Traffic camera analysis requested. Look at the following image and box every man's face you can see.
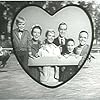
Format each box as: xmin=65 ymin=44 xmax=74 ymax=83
xmin=79 ymin=32 xmax=88 ymax=46
xmin=32 ymin=28 xmax=41 ymax=41
xmin=47 ymin=32 xmax=55 ymax=44
xmin=67 ymin=41 xmax=75 ymax=53
xmin=59 ymin=24 xmax=67 ymax=38
xmin=17 ymin=21 xmax=25 ymax=31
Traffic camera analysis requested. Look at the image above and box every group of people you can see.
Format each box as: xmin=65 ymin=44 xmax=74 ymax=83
xmin=13 ymin=16 xmax=90 ymax=84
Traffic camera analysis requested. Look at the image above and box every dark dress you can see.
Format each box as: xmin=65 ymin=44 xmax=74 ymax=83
xmin=29 ymin=39 xmax=41 ymax=82
xmin=60 ymin=53 xmax=79 ymax=82
xmin=74 ymin=44 xmax=90 ymax=57
xmin=59 ymin=65 xmax=78 ymax=82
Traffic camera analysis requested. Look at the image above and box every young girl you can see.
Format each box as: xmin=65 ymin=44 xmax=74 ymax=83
xmin=60 ymin=38 xmax=80 ymax=82
xmin=38 ymin=29 xmax=61 ymax=84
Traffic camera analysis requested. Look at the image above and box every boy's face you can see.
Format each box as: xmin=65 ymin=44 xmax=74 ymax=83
xmin=79 ymin=32 xmax=88 ymax=46
xmin=67 ymin=41 xmax=75 ymax=53
xmin=59 ymin=24 xmax=67 ymax=38
xmin=32 ymin=28 xmax=41 ymax=41
xmin=17 ymin=21 xmax=25 ymax=31
xmin=47 ymin=32 xmax=55 ymax=44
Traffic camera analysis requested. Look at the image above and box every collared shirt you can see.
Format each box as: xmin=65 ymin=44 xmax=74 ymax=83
xmin=13 ymin=28 xmax=32 ymax=52
xmin=18 ymin=32 xmax=22 ymax=39
xmin=58 ymin=36 xmax=66 ymax=45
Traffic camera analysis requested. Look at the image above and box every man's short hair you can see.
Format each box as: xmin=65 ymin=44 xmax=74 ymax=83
xmin=16 ymin=16 xmax=25 ymax=25
xmin=79 ymin=31 xmax=89 ymax=38
xmin=58 ymin=22 xmax=67 ymax=31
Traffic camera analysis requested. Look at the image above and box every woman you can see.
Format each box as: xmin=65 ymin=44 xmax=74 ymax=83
xmin=37 ymin=29 xmax=61 ymax=83
xmin=60 ymin=38 xmax=81 ymax=82
xmin=29 ymin=24 xmax=42 ymax=82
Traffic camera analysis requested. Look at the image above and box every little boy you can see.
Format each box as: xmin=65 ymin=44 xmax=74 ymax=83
xmin=13 ymin=16 xmax=31 ymax=71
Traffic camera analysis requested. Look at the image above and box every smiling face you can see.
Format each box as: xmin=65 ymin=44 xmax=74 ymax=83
xmin=67 ymin=40 xmax=75 ymax=53
xmin=32 ymin=28 xmax=41 ymax=41
xmin=16 ymin=17 xmax=25 ymax=31
xmin=17 ymin=21 xmax=25 ymax=31
xmin=46 ymin=31 xmax=55 ymax=44
xmin=58 ymin=23 xmax=67 ymax=38
xmin=79 ymin=31 xmax=88 ymax=46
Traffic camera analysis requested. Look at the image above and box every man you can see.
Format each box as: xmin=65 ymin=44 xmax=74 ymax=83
xmin=53 ymin=22 xmax=68 ymax=55
xmin=53 ymin=22 xmax=68 ymax=82
xmin=12 ymin=16 xmax=31 ymax=72
xmin=74 ymin=31 xmax=89 ymax=56
xmin=74 ymin=31 xmax=93 ymax=68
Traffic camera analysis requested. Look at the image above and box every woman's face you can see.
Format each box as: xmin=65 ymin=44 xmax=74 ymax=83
xmin=47 ymin=31 xmax=55 ymax=44
xmin=32 ymin=28 xmax=41 ymax=41
xmin=67 ymin=41 xmax=75 ymax=53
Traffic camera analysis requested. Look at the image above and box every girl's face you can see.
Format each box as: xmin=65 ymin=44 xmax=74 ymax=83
xmin=32 ymin=28 xmax=41 ymax=41
xmin=47 ymin=31 xmax=55 ymax=43
xmin=67 ymin=41 xmax=75 ymax=53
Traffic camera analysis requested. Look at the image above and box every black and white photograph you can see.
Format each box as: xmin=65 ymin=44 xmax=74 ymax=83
xmin=0 ymin=0 xmax=100 ymax=99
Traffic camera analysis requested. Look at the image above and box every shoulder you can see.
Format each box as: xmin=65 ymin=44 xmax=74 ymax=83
xmin=54 ymin=37 xmax=59 ymax=41
xmin=13 ymin=28 xmax=18 ymax=33
xmin=85 ymin=44 xmax=90 ymax=48
xmin=83 ymin=44 xmax=90 ymax=52
xmin=24 ymin=29 xmax=30 ymax=34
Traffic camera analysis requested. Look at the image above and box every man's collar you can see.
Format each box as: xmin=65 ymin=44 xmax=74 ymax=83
xmin=58 ymin=36 xmax=65 ymax=40
xmin=18 ymin=29 xmax=24 ymax=33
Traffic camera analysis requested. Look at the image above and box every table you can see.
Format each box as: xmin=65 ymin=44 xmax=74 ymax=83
xmin=28 ymin=56 xmax=82 ymax=66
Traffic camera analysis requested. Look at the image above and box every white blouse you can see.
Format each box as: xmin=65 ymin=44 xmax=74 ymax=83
xmin=38 ymin=43 xmax=61 ymax=57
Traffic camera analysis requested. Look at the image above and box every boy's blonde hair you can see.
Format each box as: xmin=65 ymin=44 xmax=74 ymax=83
xmin=16 ymin=16 xmax=25 ymax=25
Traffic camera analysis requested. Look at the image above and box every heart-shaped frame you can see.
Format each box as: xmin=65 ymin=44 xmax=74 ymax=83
xmin=11 ymin=4 xmax=94 ymax=88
